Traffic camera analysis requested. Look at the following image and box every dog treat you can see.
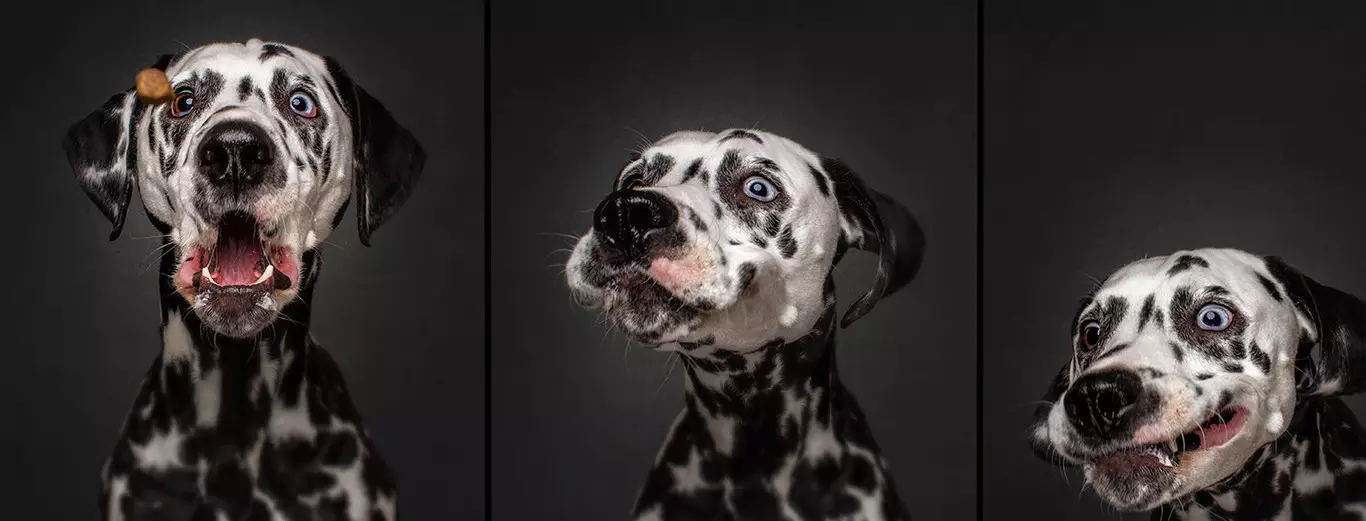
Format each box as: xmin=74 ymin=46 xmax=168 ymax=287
xmin=135 ymin=68 xmax=173 ymax=104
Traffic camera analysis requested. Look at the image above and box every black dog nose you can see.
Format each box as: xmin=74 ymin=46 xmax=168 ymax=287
xmin=1064 ymin=370 xmax=1143 ymax=439
xmin=592 ymin=190 xmax=678 ymax=256
xmin=198 ymin=122 xmax=275 ymax=193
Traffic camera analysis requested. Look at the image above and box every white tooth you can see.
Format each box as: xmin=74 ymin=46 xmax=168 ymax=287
xmin=201 ymin=267 xmax=218 ymax=285
xmin=253 ymin=264 xmax=274 ymax=285
xmin=1168 ymin=439 xmax=1180 ymax=453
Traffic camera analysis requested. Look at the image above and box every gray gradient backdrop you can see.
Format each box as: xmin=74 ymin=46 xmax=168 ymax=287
xmin=985 ymin=1 xmax=1366 ymax=519
xmin=491 ymin=0 xmax=975 ymax=519
xmin=0 ymin=1 xmax=484 ymax=518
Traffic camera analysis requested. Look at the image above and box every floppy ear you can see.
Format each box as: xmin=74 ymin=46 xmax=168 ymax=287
xmin=61 ymin=54 xmax=174 ymax=241
xmin=1028 ymin=362 xmax=1078 ymax=467
xmin=1264 ymin=256 xmax=1366 ymax=397
xmin=822 ymin=157 xmax=926 ymax=328
xmin=325 ymin=57 xmax=426 ymax=247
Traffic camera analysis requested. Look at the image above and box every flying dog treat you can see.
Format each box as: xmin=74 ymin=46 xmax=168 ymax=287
xmin=135 ymin=68 xmax=173 ymax=104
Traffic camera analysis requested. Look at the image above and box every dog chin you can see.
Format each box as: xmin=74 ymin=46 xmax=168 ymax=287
xmin=1084 ymin=463 xmax=1177 ymax=511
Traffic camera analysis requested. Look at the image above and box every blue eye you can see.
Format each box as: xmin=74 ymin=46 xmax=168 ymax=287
xmin=289 ymin=91 xmax=318 ymax=118
xmin=1196 ymin=304 xmax=1232 ymax=331
xmin=742 ymin=176 xmax=777 ymax=202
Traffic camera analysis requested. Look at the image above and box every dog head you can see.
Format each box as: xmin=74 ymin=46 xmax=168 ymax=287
xmin=1029 ymin=248 xmax=1366 ymax=511
xmin=565 ymin=129 xmax=924 ymax=351
xmin=63 ymin=39 xmax=424 ymax=338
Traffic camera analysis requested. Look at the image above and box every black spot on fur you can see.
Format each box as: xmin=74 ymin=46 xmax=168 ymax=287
xmin=1258 ymin=274 xmax=1284 ymax=302
xmin=720 ymin=129 xmax=763 ymax=144
xmin=1168 ymin=255 xmax=1210 ymax=275
xmin=258 ymin=44 xmax=295 ymax=61
xmin=764 ymin=213 xmax=782 ymax=237
xmin=679 ymin=158 xmax=703 ymax=184
xmin=237 ymin=77 xmax=254 ymax=102
xmin=1249 ymin=342 xmax=1272 ymax=374
xmin=1138 ymin=294 xmax=1157 ymax=328
xmin=778 ymin=226 xmax=798 ymax=259
xmin=805 ymin=162 xmax=832 ymax=197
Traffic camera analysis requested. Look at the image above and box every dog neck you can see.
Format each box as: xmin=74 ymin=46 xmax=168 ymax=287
xmin=633 ymin=300 xmax=908 ymax=519
xmin=674 ymin=304 xmax=849 ymax=475
xmin=153 ymin=241 xmax=319 ymax=389
xmin=1158 ymin=398 xmax=1366 ymax=520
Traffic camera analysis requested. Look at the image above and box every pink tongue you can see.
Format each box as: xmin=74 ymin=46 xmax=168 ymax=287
xmin=215 ymin=235 xmax=262 ymax=286
xmin=1198 ymin=407 xmax=1248 ymax=449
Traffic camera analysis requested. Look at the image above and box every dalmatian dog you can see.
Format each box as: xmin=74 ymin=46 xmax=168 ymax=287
xmin=1030 ymin=248 xmax=1366 ymax=520
xmin=566 ymin=129 xmax=925 ymax=520
xmin=62 ymin=39 xmax=423 ymax=520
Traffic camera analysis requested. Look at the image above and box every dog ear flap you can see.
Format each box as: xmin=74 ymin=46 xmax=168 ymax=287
xmin=325 ymin=57 xmax=426 ymax=247
xmin=1264 ymin=256 xmax=1366 ymax=397
xmin=822 ymin=157 xmax=926 ymax=328
xmin=60 ymin=54 xmax=174 ymax=241
xmin=1028 ymin=362 xmax=1078 ymax=467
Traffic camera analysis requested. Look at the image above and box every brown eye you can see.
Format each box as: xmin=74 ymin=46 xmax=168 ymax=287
xmin=1080 ymin=322 xmax=1102 ymax=350
xmin=169 ymin=91 xmax=195 ymax=118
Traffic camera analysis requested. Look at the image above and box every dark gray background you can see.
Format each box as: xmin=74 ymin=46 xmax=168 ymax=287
xmin=491 ymin=0 xmax=975 ymax=519
xmin=0 ymin=1 xmax=484 ymax=518
xmin=985 ymin=1 xmax=1366 ymax=519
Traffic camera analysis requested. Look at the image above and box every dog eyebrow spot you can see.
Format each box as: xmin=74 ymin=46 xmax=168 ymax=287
xmin=1168 ymin=254 xmax=1210 ymax=275
xmin=1195 ymin=372 xmax=1215 ymax=380
xmin=719 ymin=129 xmax=764 ymax=144
xmin=679 ymin=159 xmax=703 ymax=184
xmin=717 ymin=150 xmax=743 ymax=180
xmin=259 ymin=43 xmax=295 ymax=61
xmin=1138 ymin=294 xmax=1157 ymax=328
xmin=638 ymin=154 xmax=675 ymax=186
xmin=237 ymin=77 xmax=254 ymax=102
xmin=1257 ymin=274 xmax=1284 ymax=302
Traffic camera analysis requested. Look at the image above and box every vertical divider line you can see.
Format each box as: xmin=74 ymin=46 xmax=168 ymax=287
xmin=975 ymin=0 xmax=985 ymax=518
xmin=483 ymin=0 xmax=493 ymax=517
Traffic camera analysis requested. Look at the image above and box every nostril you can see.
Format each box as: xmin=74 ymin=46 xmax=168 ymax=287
xmin=1095 ymin=388 xmax=1133 ymax=423
xmin=244 ymin=144 xmax=272 ymax=165
xmin=200 ymin=145 xmax=225 ymax=166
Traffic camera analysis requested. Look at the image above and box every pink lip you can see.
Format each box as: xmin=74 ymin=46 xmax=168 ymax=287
xmin=1196 ymin=406 xmax=1248 ymax=450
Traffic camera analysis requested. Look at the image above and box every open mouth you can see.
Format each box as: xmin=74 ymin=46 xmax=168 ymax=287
xmin=187 ymin=212 xmax=293 ymax=293
xmin=1093 ymin=406 xmax=1249 ymax=469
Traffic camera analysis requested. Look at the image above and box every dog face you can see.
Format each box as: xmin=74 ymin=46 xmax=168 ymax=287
xmin=566 ymin=129 xmax=924 ymax=351
xmin=64 ymin=39 xmax=423 ymax=337
xmin=1030 ymin=248 xmax=1366 ymax=511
